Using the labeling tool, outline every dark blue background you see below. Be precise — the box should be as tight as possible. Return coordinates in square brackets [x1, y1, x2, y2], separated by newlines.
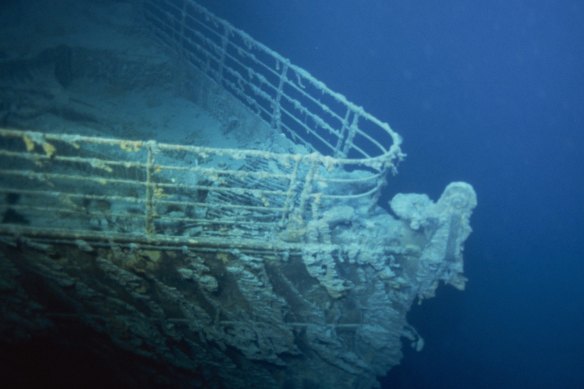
[199, 1, 584, 387]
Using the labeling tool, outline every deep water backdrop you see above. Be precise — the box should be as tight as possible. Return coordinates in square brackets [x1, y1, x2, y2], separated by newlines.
[199, 0, 584, 388]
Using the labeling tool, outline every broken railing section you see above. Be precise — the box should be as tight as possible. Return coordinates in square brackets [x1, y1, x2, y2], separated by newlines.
[0, 129, 385, 251]
[143, 0, 403, 172]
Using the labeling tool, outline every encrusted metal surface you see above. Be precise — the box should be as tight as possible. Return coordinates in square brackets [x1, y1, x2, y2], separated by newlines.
[0, 1, 477, 388]
[144, 0, 403, 168]
[1, 127, 387, 252]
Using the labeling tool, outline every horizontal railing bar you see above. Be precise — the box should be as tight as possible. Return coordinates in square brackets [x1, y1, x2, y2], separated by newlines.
[0, 128, 309, 164]
[317, 170, 382, 185]
[313, 184, 381, 200]
[0, 202, 281, 226]
[0, 187, 287, 216]
[157, 215, 278, 227]
[158, 163, 292, 181]
[0, 224, 316, 252]
[0, 167, 290, 199]
[0, 147, 298, 189]
[0, 169, 143, 187]
[2, 204, 143, 220]
[0, 149, 143, 169]
[0, 188, 144, 204]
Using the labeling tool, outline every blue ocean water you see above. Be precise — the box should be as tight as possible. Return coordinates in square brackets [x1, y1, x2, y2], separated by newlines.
[199, 1, 584, 387]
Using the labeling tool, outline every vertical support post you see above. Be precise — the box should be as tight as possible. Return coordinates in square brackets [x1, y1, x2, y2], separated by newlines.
[217, 27, 231, 84]
[334, 108, 352, 158]
[271, 59, 289, 131]
[341, 113, 360, 157]
[294, 154, 319, 226]
[279, 155, 302, 226]
[145, 141, 156, 239]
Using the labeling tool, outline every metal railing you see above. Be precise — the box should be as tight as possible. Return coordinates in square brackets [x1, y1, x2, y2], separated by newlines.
[0, 1, 404, 252]
[0, 129, 383, 251]
[143, 0, 403, 172]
